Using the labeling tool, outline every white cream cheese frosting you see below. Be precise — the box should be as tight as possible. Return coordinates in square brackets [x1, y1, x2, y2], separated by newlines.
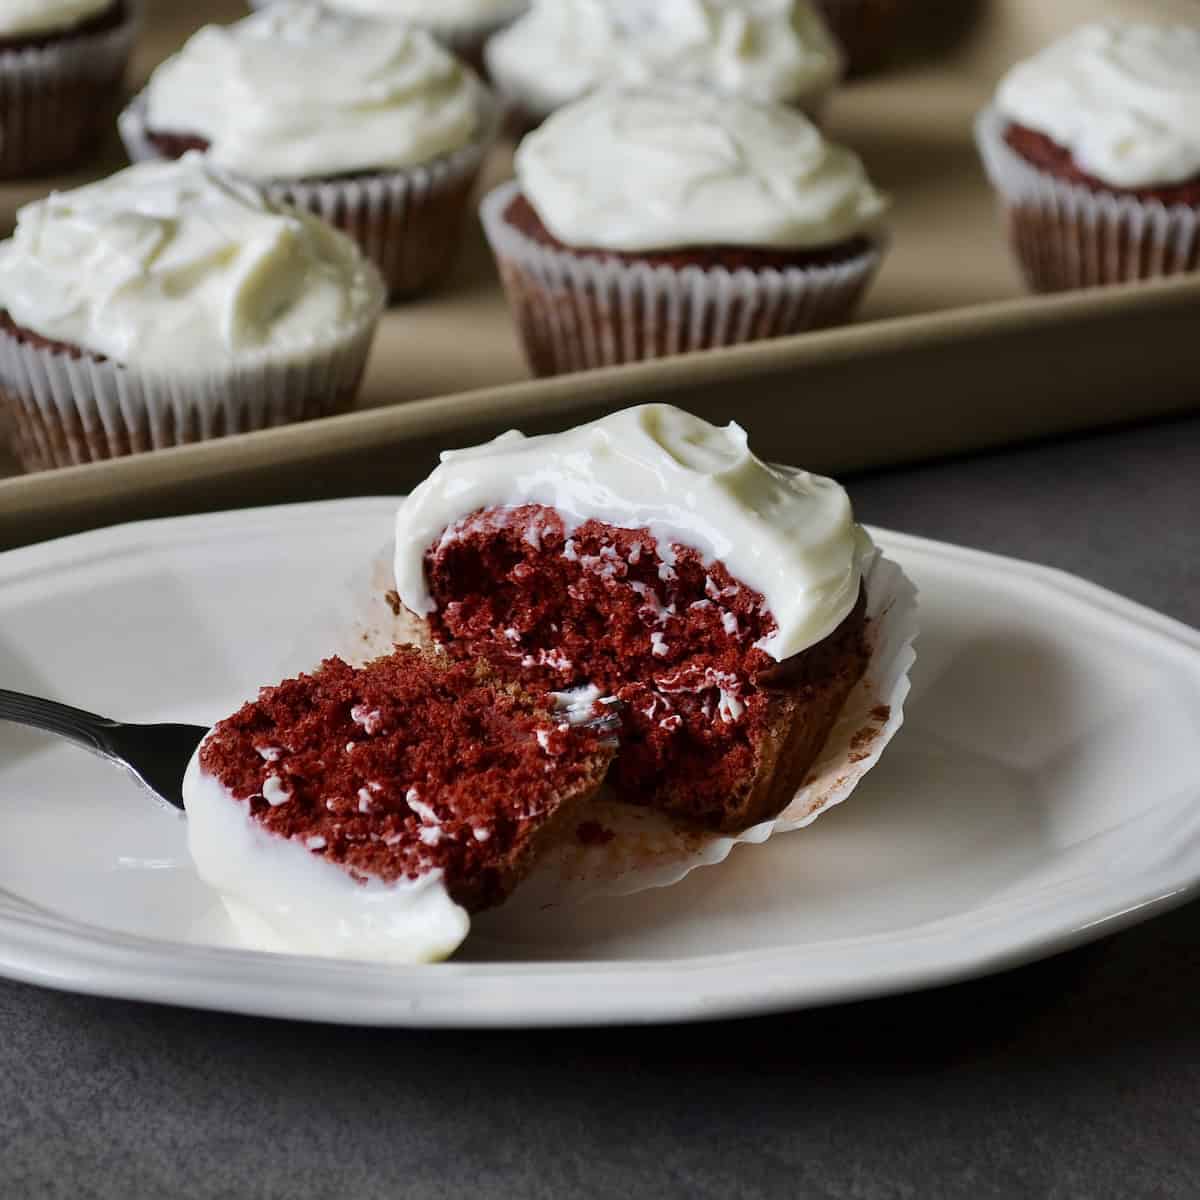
[144, 1, 482, 180]
[0, 154, 385, 373]
[324, 0, 527, 28]
[394, 404, 872, 662]
[0, 0, 111, 37]
[995, 22, 1200, 189]
[486, 0, 842, 117]
[515, 85, 888, 250]
[183, 749, 470, 964]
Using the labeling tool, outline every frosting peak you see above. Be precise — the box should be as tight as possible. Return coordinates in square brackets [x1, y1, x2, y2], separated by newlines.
[0, 155, 384, 372]
[324, 0, 527, 26]
[394, 404, 872, 661]
[486, 0, 842, 117]
[145, 2, 483, 180]
[995, 22, 1200, 189]
[515, 86, 888, 250]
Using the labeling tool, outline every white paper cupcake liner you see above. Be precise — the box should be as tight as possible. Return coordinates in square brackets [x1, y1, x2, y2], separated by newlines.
[0, 290, 383, 471]
[480, 180, 885, 375]
[0, 0, 139, 178]
[291, 531, 917, 908]
[119, 86, 500, 299]
[975, 105, 1200, 292]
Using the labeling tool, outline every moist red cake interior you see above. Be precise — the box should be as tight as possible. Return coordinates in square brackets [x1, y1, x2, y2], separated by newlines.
[502, 192, 874, 271]
[1003, 121, 1200, 206]
[423, 504, 861, 824]
[198, 648, 607, 905]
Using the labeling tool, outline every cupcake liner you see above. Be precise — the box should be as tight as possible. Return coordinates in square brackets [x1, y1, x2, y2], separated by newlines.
[814, 0, 906, 76]
[119, 86, 500, 299]
[0, 0, 140, 178]
[0, 290, 383, 471]
[975, 105, 1200, 292]
[291, 530, 917, 908]
[480, 181, 885, 375]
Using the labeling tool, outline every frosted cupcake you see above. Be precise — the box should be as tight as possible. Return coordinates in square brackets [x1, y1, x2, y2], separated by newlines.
[120, 1, 497, 298]
[251, 0, 528, 73]
[976, 22, 1200, 292]
[0, 0, 139, 178]
[486, 0, 843, 131]
[480, 86, 888, 374]
[0, 155, 385, 471]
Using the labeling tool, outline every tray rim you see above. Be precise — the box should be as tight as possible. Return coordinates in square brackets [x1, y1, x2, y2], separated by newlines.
[4, 269, 1200, 519]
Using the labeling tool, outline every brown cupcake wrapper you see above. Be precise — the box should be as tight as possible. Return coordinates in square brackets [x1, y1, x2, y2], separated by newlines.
[119, 86, 500, 299]
[0, 299, 382, 472]
[479, 181, 884, 376]
[813, 0, 906, 76]
[0, 0, 140, 178]
[976, 105, 1200, 292]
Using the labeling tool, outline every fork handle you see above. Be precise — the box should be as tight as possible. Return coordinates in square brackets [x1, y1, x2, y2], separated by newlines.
[0, 689, 123, 758]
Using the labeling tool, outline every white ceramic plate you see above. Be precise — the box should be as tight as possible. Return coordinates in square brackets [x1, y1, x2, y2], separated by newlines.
[0, 499, 1197, 1027]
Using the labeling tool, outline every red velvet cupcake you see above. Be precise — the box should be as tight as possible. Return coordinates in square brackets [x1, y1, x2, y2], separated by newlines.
[0, 0, 138, 178]
[977, 22, 1200, 292]
[481, 85, 888, 375]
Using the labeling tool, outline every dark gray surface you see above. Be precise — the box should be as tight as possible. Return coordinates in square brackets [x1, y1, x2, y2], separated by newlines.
[2, 416, 1198, 1200]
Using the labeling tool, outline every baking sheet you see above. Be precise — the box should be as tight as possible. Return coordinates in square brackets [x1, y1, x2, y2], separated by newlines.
[1, 0, 1198, 545]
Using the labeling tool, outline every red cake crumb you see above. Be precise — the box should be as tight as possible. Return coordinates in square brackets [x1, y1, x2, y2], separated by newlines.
[423, 505, 868, 827]
[576, 821, 615, 846]
[198, 647, 613, 910]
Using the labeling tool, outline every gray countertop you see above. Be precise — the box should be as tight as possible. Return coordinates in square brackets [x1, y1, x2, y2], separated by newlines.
[2, 416, 1198, 1200]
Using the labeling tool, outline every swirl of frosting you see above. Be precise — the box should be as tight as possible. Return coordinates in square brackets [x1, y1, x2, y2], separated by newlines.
[514, 86, 888, 250]
[394, 403, 873, 661]
[0, 0, 111, 37]
[995, 22, 1200, 189]
[0, 155, 385, 372]
[145, 1, 482, 180]
[486, 0, 842, 115]
[324, 0, 527, 27]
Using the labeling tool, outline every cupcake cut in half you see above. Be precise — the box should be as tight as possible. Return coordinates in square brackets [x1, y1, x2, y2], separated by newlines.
[480, 84, 889, 374]
[184, 647, 618, 964]
[120, 0, 498, 298]
[0, 0, 139, 178]
[393, 404, 875, 832]
[976, 21, 1200, 292]
[0, 154, 384, 470]
[486, 0, 843, 132]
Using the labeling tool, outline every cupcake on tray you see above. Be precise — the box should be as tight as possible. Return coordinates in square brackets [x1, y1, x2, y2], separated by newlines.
[250, 0, 528, 74]
[119, 0, 498, 299]
[486, 0, 843, 132]
[480, 85, 888, 375]
[0, 0, 139, 178]
[0, 154, 385, 471]
[976, 22, 1200, 292]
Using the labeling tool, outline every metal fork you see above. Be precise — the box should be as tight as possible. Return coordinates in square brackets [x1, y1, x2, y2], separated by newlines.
[0, 689, 624, 809]
[0, 689, 205, 810]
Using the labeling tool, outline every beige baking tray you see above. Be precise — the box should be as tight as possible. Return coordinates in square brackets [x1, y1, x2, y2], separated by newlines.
[2, 0, 1198, 549]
